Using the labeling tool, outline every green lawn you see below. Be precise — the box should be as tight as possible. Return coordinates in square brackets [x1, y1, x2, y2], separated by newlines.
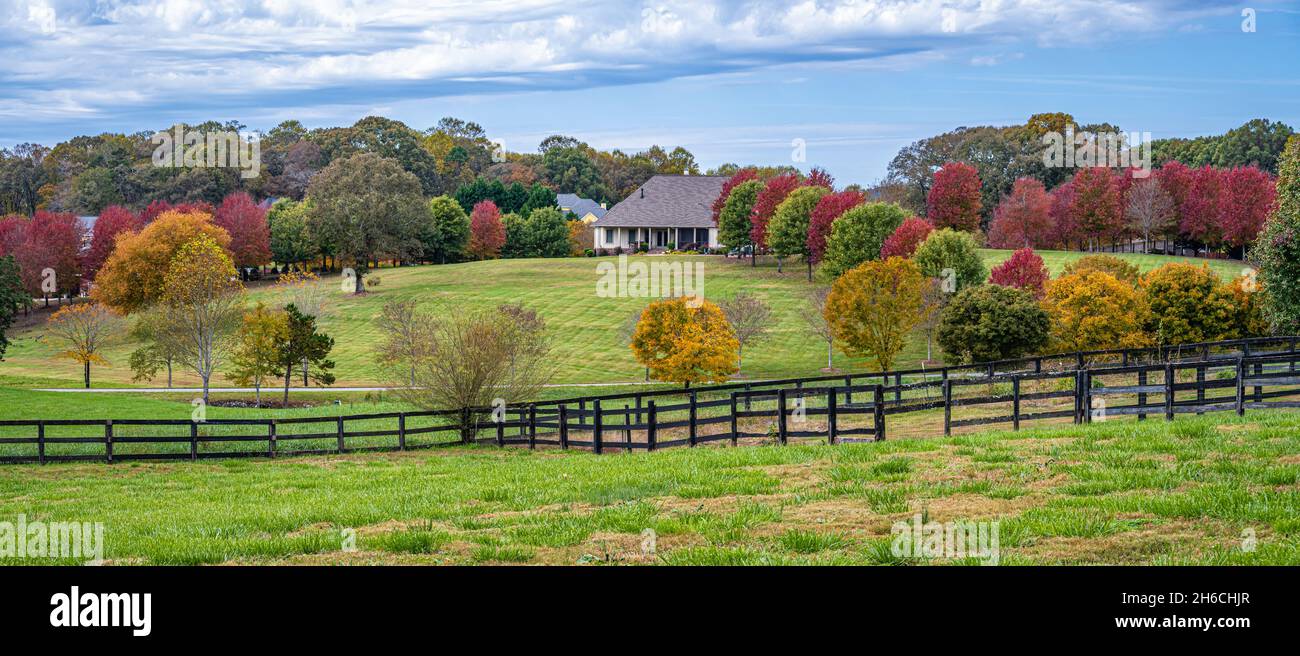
[0, 250, 1248, 390]
[2, 409, 1295, 565]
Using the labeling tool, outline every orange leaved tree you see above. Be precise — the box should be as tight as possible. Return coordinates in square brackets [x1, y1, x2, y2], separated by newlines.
[631, 297, 739, 387]
[93, 210, 233, 314]
[1043, 271, 1151, 352]
[824, 257, 928, 372]
[46, 302, 124, 388]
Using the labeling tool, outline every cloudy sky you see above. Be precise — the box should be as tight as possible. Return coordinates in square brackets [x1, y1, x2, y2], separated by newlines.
[2, 0, 1298, 183]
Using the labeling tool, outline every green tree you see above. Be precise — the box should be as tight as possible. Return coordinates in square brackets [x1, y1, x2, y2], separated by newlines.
[768, 186, 830, 278]
[268, 199, 317, 269]
[275, 304, 336, 405]
[936, 284, 1049, 363]
[523, 207, 570, 258]
[227, 302, 289, 406]
[306, 152, 426, 292]
[1139, 263, 1238, 346]
[718, 180, 762, 253]
[0, 256, 28, 360]
[819, 202, 909, 280]
[422, 195, 471, 264]
[520, 183, 558, 215]
[913, 228, 988, 292]
[1256, 135, 1300, 331]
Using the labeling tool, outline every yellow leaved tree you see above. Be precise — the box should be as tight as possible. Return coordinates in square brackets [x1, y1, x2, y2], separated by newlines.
[1044, 270, 1151, 352]
[46, 302, 124, 388]
[631, 297, 739, 387]
[824, 257, 928, 372]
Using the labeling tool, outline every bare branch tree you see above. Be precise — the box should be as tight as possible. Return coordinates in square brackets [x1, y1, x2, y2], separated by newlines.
[46, 303, 124, 388]
[718, 291, 772, 374]
[619, 306, 649, 381]
[804, 286, 836, 371]
[1125, 177, 1175, 253]
[374, 298, 431, 387]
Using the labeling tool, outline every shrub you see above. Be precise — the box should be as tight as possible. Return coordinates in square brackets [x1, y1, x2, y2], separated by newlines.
[1139, 263, 1237, 346]
[912, 228, 987, 292]
[937, 284, 1050, 363]
[819, 202, 909, 280]
[1061, 254, 1141, 286]
[1044, 271, 1151, 352]
[988, 247, 1049, 299]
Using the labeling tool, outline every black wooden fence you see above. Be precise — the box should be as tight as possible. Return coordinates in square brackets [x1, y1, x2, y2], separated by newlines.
[3, 336, 1299, 465]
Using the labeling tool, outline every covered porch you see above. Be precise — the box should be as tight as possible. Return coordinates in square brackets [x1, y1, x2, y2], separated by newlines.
[596, 226, 715, 250]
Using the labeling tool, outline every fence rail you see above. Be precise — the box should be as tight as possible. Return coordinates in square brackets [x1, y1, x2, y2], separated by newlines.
[3, 336, 1299, 465]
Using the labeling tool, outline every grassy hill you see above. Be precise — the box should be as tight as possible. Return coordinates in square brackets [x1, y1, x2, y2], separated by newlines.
[0, 250, 1247, 389]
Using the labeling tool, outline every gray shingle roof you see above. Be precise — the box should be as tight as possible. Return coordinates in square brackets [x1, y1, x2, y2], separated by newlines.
[592, 175, 727, 228]
[557, 193, 606, 219]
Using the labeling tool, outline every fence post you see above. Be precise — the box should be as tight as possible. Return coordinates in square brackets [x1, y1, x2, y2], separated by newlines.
[528, 404, 537, 450]
[1137, 369, 1147, 421]
[1034, 358, 1042, 374]
[398, 413, 406, 451]
[844, 375, 853, 404]
[1072, 370, 1083, 424]
[105, 420, 113, 464]
[623, 404, 633, 453]
[744, 384, 752, 411]
[687, 392, 697, 447]
[558, 404, 569, 450]
[1236, 356, 1246, 416]
[635, 395, 642, 427]
[729, 392, 739, 446]
[894, 372, 902, 403]
[776, 389, 788, 445]
[1082, 370, 1093, 424]
[496, 409, 506, 448]
[1012, 377, 1021, 431]
[592, 399, 603, 454]
[1164, 363, 1175, 421]
[1195, 363, 1206, 415]
[268, 419, 277, 458]
[1254, 361, 1263, 403]
[646, 401, 657, 451]
[827, 387, 837, 445]
[37, 421, 45, 465]
[336, 416, 345, 453]
[190, 422, 198, 460]
[874, 384, 886, 441]
[942, 379, 952, 436]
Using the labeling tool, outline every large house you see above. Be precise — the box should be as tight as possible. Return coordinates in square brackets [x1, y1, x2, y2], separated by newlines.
[557, 193, 607, 223]
[590, 175, 727, 250]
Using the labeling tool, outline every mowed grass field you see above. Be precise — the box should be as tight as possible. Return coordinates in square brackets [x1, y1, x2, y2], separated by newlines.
[0, 250, 1247, 390]
[2, 410, 1296, 565]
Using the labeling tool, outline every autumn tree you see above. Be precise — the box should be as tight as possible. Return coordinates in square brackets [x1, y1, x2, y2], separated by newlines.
[275, 304, 336, 404]
[1180, 165, 1224, 248]
[631, 297, 739, 386]
[1047, 180, 1080, 249]
[1061, 254, 1141, 286]
[1043, 271, 1150, 352]
[1139, 263, 1237, 346]
[937, 284, 1049, 363]
[988, 247, 1049, 299]
[819, 202, 909, 280]
[127, 306, 187, 388]
[227, 302, 288, 406]
[1068, 167, 1124, 249]
[879, 216, 933, 259]
[306, 152, 426, 292]
[987, 177, 1052, 249]
[825, 257, 928, 372]
[806, 190, 865, 266]
[423, 195, 471, 264]
[926, 162, 982, 232]
[468, 200, 506, 259]
[711, 168, 759, 226]
[1255, 135, 1300, 331]
[566, 219, 593, 256]
[718, 179, 762, 258]
[749, 173, 801, 259]
[374, 298, 430, 386]
[718, 291, 772, 374]
[213, 192, 272, 275]
[912, 228, 988, 292]
[1220, 165, 1276, 257]
[768, 186, 830, 277]
[83, 205, 141, 280]
[9, 211, 84, 304]
[46, 303, 123, 388]
[159, 234, 245, 403]
[93, 210, 232, 313]
[1124, 177, 1176, 252]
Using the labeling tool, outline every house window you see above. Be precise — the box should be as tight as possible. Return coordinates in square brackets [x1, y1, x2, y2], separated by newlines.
[604, 228, 616, 245]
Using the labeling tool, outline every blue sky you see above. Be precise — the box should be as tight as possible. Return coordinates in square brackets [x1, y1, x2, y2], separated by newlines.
[1, 0, 1298, 185]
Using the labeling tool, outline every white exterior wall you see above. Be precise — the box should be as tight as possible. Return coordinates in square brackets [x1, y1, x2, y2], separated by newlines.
[595, 226, 719, 249]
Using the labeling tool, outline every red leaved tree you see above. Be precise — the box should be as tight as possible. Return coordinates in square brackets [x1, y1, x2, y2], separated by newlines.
[807, 190, 865, 264]
[926, 161, 982, 232]
[749, 173, 801, 254]
[989, 247, 1050, 299]
[213, 192, 272, 272]
[1180, 165, 1224, 248]
[880, 216, 933, 259]
[140, 200, 173, 224]
[711, 168, 759, 226]
[1220, 165, 1276, 255]
[1048, 180, 1079, 249]
[83, 205, 142, 281]
[803, 167, 835, 190]
[14, 211, 85, 302]
[468, 200, 506, 259]
[987, 177, 1052, 249]
[1067, 167, 1123, 249]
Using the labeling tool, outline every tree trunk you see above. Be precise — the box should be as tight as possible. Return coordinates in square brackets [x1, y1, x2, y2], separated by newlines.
[750, 251, 755, 267]
[302, 358, 308, 385]
[283, 363, 293, 406]
[826, 340, 833, 370]
[255, 382, 261, 408]
[166, 361, 173, 388]
[806, 259, 813, 282]
[776, 257, 783, 273]
[83, 361, 90, 389]
[354, 271, 364, 294]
